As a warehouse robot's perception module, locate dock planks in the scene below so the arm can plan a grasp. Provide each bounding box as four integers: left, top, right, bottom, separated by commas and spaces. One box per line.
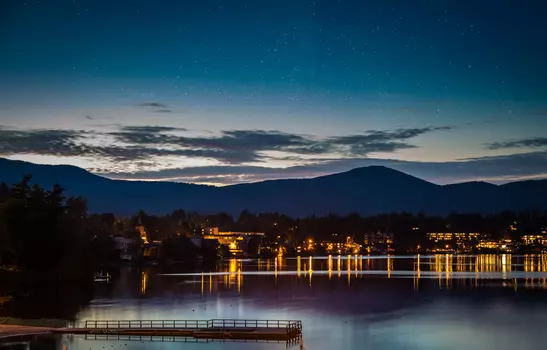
1, 319, 303, 344
0, 324, 54, 339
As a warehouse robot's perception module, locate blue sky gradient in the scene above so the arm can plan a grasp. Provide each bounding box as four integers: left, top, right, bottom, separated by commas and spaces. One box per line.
1, 0, 547, 185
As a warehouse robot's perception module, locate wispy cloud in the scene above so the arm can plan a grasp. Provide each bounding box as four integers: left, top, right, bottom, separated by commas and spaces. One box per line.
0, 125, 89, 157
311, 127, 452, 156
109, 126, 453, 162
487, 137, 547, 150
0, 124, 455, 173
2, 124, 545, 186
119, 125, 186, 133
136, 102, 167, 108
154, 109, 173, 113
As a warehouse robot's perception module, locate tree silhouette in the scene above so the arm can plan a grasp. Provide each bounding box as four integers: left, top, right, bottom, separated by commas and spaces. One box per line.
0, 176, 102, 279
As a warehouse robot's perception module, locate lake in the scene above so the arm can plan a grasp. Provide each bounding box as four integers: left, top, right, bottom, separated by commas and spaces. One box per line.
3, 254, 547, 350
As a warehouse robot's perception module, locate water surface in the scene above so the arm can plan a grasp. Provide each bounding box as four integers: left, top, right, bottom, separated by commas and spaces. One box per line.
3, 255, 547, 350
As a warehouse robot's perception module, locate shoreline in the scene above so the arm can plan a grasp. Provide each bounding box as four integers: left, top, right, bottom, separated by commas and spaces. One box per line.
0, 324, 55, 339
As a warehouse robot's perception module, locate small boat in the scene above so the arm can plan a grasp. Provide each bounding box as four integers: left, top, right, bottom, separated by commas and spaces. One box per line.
94, 272, 111, 282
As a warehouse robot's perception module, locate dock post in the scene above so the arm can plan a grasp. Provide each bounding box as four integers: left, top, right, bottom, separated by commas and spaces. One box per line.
300, 336, 304, 350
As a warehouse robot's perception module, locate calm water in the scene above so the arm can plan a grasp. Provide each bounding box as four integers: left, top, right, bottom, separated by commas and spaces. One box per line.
4, 255, 547, 350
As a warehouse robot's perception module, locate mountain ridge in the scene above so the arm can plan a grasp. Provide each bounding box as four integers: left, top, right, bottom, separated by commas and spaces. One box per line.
1, 157, 546, 216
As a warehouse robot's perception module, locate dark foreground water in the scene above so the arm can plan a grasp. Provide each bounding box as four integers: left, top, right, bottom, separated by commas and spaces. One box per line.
3, 255, 547, 350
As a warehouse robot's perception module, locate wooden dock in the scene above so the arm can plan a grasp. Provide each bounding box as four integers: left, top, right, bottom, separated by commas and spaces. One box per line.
0, 324, 53, 339
0, 319, 303, 346
66, 319, 302, 344
43, 319, 300, 346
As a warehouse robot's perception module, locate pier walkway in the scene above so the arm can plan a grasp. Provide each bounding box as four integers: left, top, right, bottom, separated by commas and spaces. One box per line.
0, 324, 53, 339
1, 319, 303, 346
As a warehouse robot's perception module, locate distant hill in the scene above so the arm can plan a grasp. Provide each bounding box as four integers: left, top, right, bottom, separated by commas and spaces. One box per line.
1, 158, 546, 216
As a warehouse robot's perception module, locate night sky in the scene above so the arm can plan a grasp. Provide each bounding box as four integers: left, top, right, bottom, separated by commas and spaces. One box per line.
1, 0, 547, 185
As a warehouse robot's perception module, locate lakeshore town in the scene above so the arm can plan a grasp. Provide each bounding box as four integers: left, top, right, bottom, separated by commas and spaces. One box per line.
115, 216, 547, 263
3, 178, 546, 278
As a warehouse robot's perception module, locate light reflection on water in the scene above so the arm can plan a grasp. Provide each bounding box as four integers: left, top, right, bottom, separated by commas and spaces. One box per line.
162, 254, 547, 288
7, 255, 547, 350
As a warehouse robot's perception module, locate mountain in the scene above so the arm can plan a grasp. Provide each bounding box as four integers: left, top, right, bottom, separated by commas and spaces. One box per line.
0, 158, 216, 215
1, 158, 546, 216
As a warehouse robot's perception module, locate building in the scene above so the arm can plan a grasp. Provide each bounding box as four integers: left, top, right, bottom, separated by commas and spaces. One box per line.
500, 238, 514, 252
427, 232, 480, 252
142, 242, 161, 261
113, 236, 134, 261
427, 232, 453, 242
320, 236, 362, 254
521, 234, 547, 246
426, 232, 480, 242
135, 216, 149, 244
202, 228, 265, 255
364, 232, 394, 253
202, 227, 219, 235
320, 241, 345, 254
477, 239, 500, 251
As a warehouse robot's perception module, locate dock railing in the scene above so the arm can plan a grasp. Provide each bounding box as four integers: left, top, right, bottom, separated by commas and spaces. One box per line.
84, 320, 210, 329
81, 319, 302, 345
84, 319, 302, 331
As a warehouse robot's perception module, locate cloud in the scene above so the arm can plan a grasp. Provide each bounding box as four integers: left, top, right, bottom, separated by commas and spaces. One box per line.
486, 137, 547, 150
136, 102, 167, 108
84, 115, 95, 120
109, 128, 316, 163
0, 124, 455, 170
0, 126, 89, 157
0, 125, 259, 164
109, 126, 452, 162
3, 124, 545, 186
86, 145, 254, 163
119, 125, 186, 133
288, 127, 451, 156
111, 125, 187, 144
154, 109, 173, 113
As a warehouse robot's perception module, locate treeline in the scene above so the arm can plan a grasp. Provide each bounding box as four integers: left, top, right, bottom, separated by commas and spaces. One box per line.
93, 208, 547, 250
84, 210, 223, 264
0, 177, 115, 280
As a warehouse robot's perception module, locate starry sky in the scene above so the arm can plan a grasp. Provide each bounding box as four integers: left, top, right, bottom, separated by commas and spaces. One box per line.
1, 0, 547, 185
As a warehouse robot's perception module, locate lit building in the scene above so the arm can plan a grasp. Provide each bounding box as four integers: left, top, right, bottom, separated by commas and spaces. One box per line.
321, 236, 362, 254
364, 232, 394, 253
426, 232, 480, 253
203, 229, 265, 255
500, 238, 514, 252
136, 216, 149, 244
345, 236, 362, 254
427, 232, 453, 241
113, 236, 134, 261
305, 239, 316, 252
427, 232, 480, 242
321, 241, 345, 254
477, 240, 500, 250
202, 227, 219, 235
431, 244, 455, 253
217, 231, 265, 237
522, 234, 547, 246
142, 243, 160, 259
